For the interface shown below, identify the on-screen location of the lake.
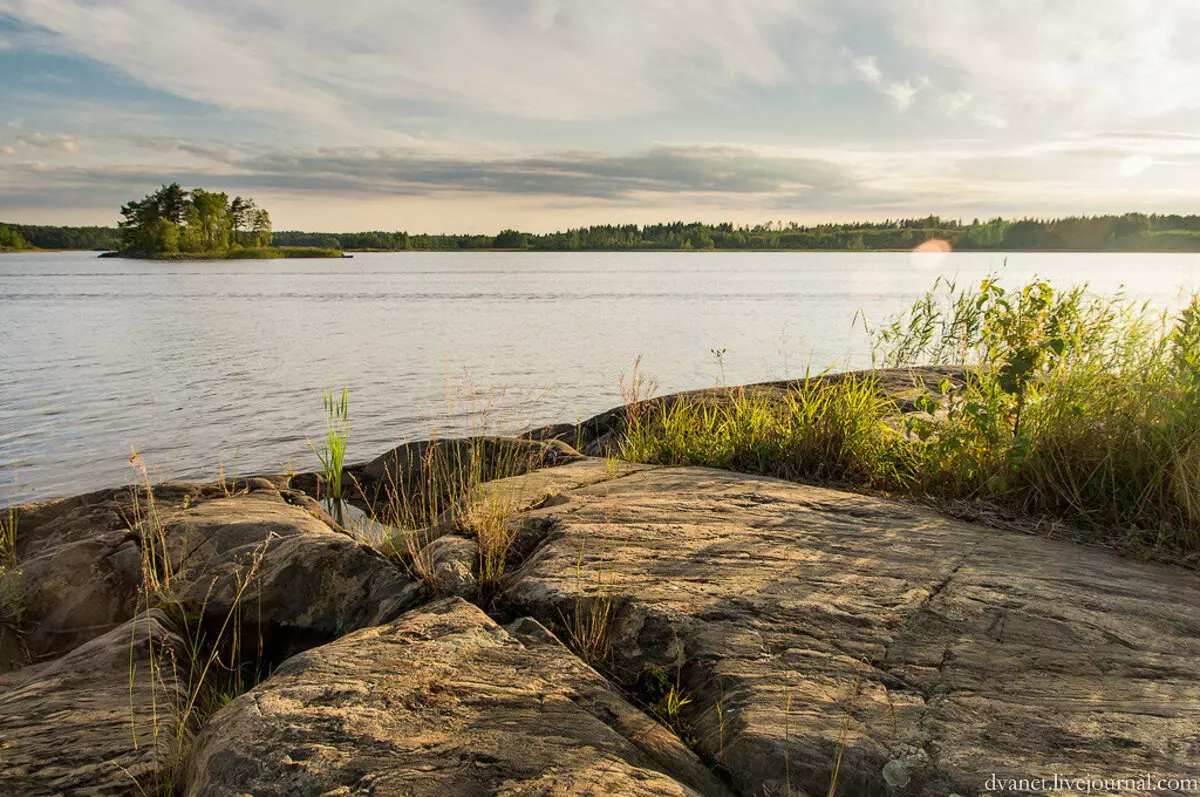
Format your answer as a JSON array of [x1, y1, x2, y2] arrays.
[[2, 250, 1198, 503]]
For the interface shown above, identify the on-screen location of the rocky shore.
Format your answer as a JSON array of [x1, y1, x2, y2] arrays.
[[2, 371, 1199, 796]]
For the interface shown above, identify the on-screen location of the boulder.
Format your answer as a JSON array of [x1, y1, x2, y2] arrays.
[[0, 609, 188, 796], [3, 482, 227, 664], [414, 534, 479, 598], [183, 597, 733, 797], [4, 485, 423, 668], [502, 463, 1200, 797], [164, 492, 426, 661]]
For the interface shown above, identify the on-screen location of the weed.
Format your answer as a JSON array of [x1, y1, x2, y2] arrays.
[[566, 534, 615, 669], [0, 478, 24, 634], [367, 381, 547, 591], [217, 448, 245, 498], [619, 376, 904, 488], [309, 387, 350, 501], [0, 501, 15, 572], [711, 347, 728, 385], [122, 451, 272, 795], [825, 674, 863, 797], [465, 486, 523, 585], [127, 448, 172, 600], [620, 356, 658, 417], [638, 655, 698, 745], [890, 280, 1200, 548]]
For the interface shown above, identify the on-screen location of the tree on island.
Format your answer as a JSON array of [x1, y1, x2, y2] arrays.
[[118, 183, 272, 255]]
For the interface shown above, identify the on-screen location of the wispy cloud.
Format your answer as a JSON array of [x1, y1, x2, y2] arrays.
[[4, 2, 1200, 226], [883, 78, 926, 112], [882, 0, 1200, 123], [6, 0, 813, 125], [853, 56, 882, 85], [0, 140, 863, 201], [13, 131, 78, 152]]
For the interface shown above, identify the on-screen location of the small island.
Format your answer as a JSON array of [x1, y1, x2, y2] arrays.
[[107, 183, 345, 259]]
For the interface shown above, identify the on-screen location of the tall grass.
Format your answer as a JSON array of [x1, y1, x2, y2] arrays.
[[616, 278, 1200, 557], [620, 376, 905, 488], [889, 279, 1200, 549], [0, 502, 15, 573], [310, 387, 351, 502], [0, 474, 23, 639], [370, 383, 549, 590], [124, 450, 271, 795]]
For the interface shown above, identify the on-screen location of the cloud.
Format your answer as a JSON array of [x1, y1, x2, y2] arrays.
[[853, 56, 882, 85], [881, 0, 1200, 123], [1119, 154, 1153, 177], [183, 142, 860, 201], [0, 139, 889, 224], [937, 90, 972, 116], [12, 130, 79, 152], [883, 79, 926, 112], [6, 2, 1200, 227], [849, 53, 928, 114], [6, 0, 813, 124], [8, 131, 1200, 228], [0, 145, 14, 155]]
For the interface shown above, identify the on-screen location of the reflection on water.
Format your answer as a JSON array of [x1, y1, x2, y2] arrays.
[[322, 498, 401, 547], [2, 249, 1197, 503]]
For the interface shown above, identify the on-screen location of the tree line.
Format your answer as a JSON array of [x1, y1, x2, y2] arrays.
[[6, 211, 1200, 253], [0, 224, 33, 251], [118, 183, 272, 256], [273, 213, 1200, 252]]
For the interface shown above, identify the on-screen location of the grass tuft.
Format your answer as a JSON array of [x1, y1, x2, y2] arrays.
[[310, 387, 351, 503]]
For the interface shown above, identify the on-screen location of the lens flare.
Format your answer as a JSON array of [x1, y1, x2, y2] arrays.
[[913, 238, 952, 254]]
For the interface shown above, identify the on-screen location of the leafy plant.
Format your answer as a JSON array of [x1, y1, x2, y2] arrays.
[[310, 387, 351, 501]]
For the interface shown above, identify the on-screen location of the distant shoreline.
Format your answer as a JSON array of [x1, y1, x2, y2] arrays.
[[9, 213, 1200, 254], [5, 245, 1200, 256], [339, 246, 1200, 254], [97, 246, 347, 260]]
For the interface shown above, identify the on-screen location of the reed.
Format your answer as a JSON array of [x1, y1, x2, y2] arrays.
[[889, 279, 1200, 552], [310, 387, 351, 501]]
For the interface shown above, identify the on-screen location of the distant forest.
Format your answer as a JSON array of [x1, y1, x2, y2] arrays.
[[7, 213, 1200, 253]]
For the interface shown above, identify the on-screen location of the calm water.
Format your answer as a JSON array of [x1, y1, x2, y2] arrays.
[[2, 250, 1198, 503]]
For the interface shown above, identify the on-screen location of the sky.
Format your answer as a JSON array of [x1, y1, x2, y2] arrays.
[[1, 0, 1199, 233]]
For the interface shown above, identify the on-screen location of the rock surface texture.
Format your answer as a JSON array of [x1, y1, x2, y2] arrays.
[[0, 609, 188, 795], [501, 463, 1200, 797], [3, 484, 424, 673], [5, 446, 1200, 797], [1, 483, 220, 666], [166, 491, 425, 659], [184, 597, 732, 797]]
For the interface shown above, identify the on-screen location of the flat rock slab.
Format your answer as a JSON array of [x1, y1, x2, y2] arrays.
[[503, 464, 1200, 797], [184, 597, 732, 797], [0, 609, 187, 796]]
